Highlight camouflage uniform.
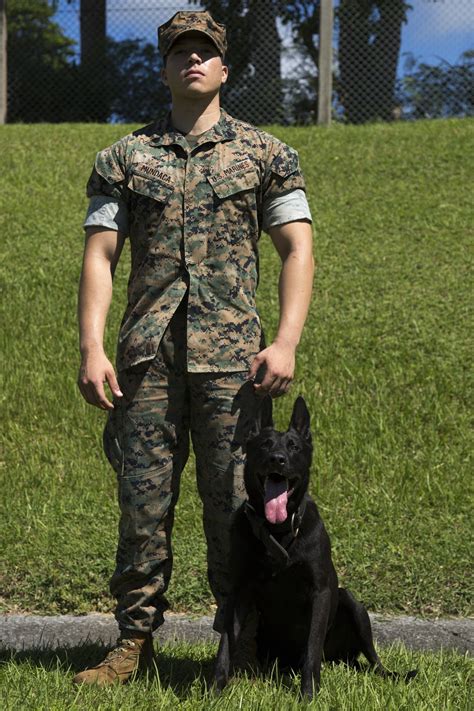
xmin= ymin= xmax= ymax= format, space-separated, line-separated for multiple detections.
xmin=86 ymin=109 xmax=307 ymax=633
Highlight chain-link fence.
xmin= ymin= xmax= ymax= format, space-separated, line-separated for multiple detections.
xmin=3 ymin=0 xmax=474 ymax=124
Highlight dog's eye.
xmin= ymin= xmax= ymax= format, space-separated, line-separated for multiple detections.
xmin=287 ymin=438 xmax=300 ymax=451
xmin=261 ymin=438 xmax=273 ymax=449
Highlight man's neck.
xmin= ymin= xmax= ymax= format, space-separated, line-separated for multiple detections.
xmin=170 ymin=95 xmax=222 ymax=136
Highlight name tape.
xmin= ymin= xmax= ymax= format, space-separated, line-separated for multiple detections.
xmin=209 ymin=159 xmax=252 ymax=184
xmin=136 ymin=163 xmax=173 ymax=184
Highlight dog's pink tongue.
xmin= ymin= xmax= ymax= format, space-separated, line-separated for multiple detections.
xmin=264 ymin=479 xmax=288 ymax=524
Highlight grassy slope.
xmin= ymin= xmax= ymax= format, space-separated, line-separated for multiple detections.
xmin=0 ymin=119 xmax=472 ymax=618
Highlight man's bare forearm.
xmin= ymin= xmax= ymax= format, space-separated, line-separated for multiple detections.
xmin=79 ymin=258 xmax=113 ymax=356
xmin=248 ymin=220 xmax=314 ymax=396
xmin=78 ymin=228 xmax=123 ymax=354
xmin=274 ymin=223 xmax=315 ymax=349
xmin=77 ymin=228 xmax=125 ymax=409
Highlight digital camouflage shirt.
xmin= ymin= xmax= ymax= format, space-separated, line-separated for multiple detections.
xmin=86 ymin=110 xmax=308 ymax=373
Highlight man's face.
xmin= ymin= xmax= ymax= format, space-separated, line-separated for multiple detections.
xmin=161 ymin=32 xmax=228 ymax=99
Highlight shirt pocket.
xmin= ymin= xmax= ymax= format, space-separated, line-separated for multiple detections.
xmin=208 ymin=167 xmax=259 ymax=200
xmin=127 ymin=167 xmax=175 ymax=204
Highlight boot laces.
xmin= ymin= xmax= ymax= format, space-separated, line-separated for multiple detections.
xmin=98 ymin=638 xmax=139 ymax=666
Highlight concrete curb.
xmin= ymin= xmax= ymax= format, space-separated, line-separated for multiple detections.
xmin=0 ymin=613 xmax=472 ymax=655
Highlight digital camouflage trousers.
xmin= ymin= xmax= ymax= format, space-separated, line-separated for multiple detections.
xmin=103 ymin=300 xmax=261 ymax=634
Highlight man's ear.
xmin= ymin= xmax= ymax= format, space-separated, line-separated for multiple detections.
xmin=249 ymin=395 xmax=273 ymax=438
xmin=221 ymin=64 xmax=229 ymax=85
xmin=161 ymin=66 xmax=169 ymax=86
xmin=289 ymin=396 xmax=311 ymax=441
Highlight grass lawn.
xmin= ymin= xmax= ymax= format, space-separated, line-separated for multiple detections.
xmin=0 ymin=118 xmax=472 ymax=623
xmin=1 ymin=641 xmax=472 ymax=710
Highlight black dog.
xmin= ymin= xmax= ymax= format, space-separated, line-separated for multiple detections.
xmin=215 ymin=396 xmax=416 ymax=698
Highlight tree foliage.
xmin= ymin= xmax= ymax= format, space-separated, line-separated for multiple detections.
xmin=276 ymin=1 xmax=413 ymax=123
xmin=107 ymin=39 xmax=169 ymax=123
xmin=6 ymin=0 xmax=472 ymax=124
xmin=6 ymin=1 xmax=168 ymax=123
xmin=191 ymin=0 xmax=282 ymax=124
xmin=277 ymin=1 xmax=321 ymax=67
xmin=400 ymin=50 xmax=474 ymax=120
xmin=197 ymin=1 xmax=412 ymax=123
xmin=338 ymin=0 xmax=412 ymax=123
xmin=7 ymin=0 xmax=77 ymax=122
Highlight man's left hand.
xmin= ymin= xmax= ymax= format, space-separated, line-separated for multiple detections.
xmin=247 ymin=341 xmax=296 ymax=398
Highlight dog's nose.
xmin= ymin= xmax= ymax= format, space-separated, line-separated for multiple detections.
xmin=269 ymin=453 xmax=286 ymax=468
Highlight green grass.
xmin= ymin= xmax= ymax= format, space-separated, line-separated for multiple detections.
xmin=0 ymin=641 xmax=472 ymax=710
xmin=0 ymin=119 xmax=473 ymax=619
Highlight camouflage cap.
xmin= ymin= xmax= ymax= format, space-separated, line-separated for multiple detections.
xmin=158 ymin=11 xmax=227 ymax=59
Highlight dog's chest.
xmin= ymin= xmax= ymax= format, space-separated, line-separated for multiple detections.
xmin=254 ymin=561 xmax=313 ymax=606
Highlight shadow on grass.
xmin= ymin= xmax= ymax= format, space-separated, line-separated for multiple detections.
xmin=0 ymin=643 xmax=305 ymax=698
xmin=0 ymin=642 xmax=220 ymax=697
xmin=0 ymin=644 xmax=419 ymax=704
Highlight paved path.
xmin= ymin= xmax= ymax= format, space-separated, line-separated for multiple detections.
xmin=0 ymin=613 xmax=472 ymax=654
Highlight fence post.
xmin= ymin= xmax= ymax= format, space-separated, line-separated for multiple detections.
xmin=0 ymin=0 xmax=6 ymax=124
xmin=318 ymin=0 xmax=334 ymax=126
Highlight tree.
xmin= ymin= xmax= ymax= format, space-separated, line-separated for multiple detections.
xmin=246 ymin=0 xmax=282 ymax=124
xmin=276 ymin=2 xmax=321 ymax=123
xmin=6 ymin=1 xmax=169 ymax=124
xmin=278 ymin=1 xmax=320 ymax=67
xmin=6 ymin=0 xmax=76 ymax=122
xmin=52 ymin=0 xmax=108 ymax=121
xmin=79 ymin=0 xmax=107 ymax=121
xmin=338 ymin=0 xmax=412 ymax=123
xmin=278 ymin=1 xmax=413 ymax=124
xmin=106 ymin=38 xmax=170 ymax=123
xmin=1 ymin=0 xmax=6 ymax=123
xmin=191 ymin=0 xmax=282 ymax=124
xmin=400 ymin=50 xmax=474 ymax=120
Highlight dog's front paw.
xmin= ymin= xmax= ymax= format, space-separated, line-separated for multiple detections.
xmin=214 ymin=671 xmax=229 ymax=694
xmin=300 ymin=675 xmax=319 ymax=700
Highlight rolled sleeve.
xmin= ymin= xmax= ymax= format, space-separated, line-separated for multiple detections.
xmin=86 ymin=141 xmax=128 ymax=201
xmin=262 ymin=189 xmax=312 ymax=231
xmin=83 ymin=196 xmax=129 ymax=233
xmin=84 ymin=138 xmax=130 ymax=233
xmin=263 ymin=142 xmax=307 ymax=200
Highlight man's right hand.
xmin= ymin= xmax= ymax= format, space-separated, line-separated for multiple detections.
xmin=77 ymin=350 xmax=123 ymax=410
xmin=77 ymin=228 xmax=125 ymax=410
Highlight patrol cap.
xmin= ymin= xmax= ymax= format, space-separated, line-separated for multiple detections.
xmin=158 ymin=11 xmax=227 ymax=59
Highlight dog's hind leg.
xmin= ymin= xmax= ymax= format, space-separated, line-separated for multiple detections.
xmin=339 ymin=588 xmax=396 ymax=676
xmin=337 ymin=589 xmax=416 ymax=682
xmin=336 ymin=588 xmax=384 ymax=670
xmin=215 ymin=626 xmax=231 ymax=692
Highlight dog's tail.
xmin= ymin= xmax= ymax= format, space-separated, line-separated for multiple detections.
xmin=373 ymin=662 xmax=418 ymax=683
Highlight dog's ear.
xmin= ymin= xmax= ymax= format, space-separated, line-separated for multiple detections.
xmin=249 ymin=396 xmax=274 ymax=438
xmin=260 ymin=395 xmax=274 ymax=428
xmin=289 ymin=396 xmax=311 ymax=440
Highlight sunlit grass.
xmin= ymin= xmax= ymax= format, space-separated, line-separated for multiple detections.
xmin=1 ymin=640 xmax=472 ymax=711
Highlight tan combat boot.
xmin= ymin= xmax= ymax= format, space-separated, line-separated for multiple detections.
xmin=72 ymin=633 xmax=156 ymax=686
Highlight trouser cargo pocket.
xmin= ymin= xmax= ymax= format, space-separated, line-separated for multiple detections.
xmin=116 ymin=461 xmax=174 ymax=568
xmin=103 ymin=407 xmax=124 ymax=475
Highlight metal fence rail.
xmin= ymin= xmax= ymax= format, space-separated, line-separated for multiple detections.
xmin=3 ymin=0 xmax=473 ymax=124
